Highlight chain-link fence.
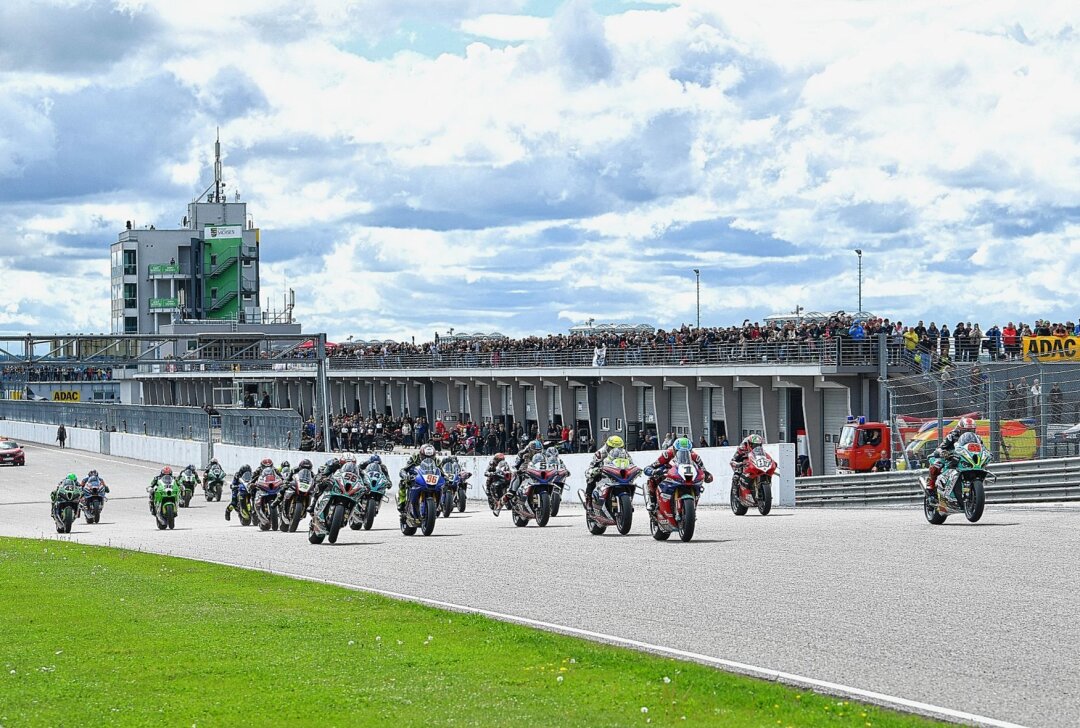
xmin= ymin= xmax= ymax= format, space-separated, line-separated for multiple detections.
xmin=0 ymin=400 xmax=210 ymax=440
xmin=886 ymin=358 xmax=1080 ymax=467
xmin=218 ymin=409 xmax=305 ymax=450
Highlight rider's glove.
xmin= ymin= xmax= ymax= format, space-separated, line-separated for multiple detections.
xmin=644 ymin=466 xmax=654 ymax=477
xmin=704 ymin=472 xmax=714 ymax=483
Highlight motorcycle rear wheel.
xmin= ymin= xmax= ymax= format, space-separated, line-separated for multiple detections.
xmin=513 ymin=514 xmax=529 ymax=527
xmin=586 ymin=511 xmax=606 ymax=535
xmin=650 ymin=516 xmax=670 ymax=541
xmin=615 ymin=493 xmax=633 ymax=534
xmin=923 ymin=495 xmax=947 ymax=525
xmin=730 ymin=482 xmax=748 ymax=516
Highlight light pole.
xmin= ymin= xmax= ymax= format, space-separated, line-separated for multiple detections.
xmin=693 ymin=269 xmax=700 ymax=328
xmin=854 ymin=250 xmax=863 ymax=314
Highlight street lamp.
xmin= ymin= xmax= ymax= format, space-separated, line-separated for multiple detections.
xmin=854 ymin=250 xmax=863 ymax=314
xmin=693 ymin=269 xmax=700 ymax=328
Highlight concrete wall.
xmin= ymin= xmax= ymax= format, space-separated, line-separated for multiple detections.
xmin=108 ymin=433 xmax=208 ymax=466
xmin=0 ymin=420 xmax=102 ymax=451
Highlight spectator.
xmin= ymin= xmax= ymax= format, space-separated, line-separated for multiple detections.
xmin=56 ymin=424 xmax=67 ymax=449
xmin=260 ymin=391 xmax=271 ymax=408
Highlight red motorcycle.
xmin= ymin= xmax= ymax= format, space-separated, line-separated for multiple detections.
xmin=649 ymin=450 xmax=704 ymax=542
xmin=730 ymin=446 xmax=776 ymax=516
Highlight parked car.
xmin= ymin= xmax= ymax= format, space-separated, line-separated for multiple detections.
xmin=0 ymin=440 xmax=26 ymax=466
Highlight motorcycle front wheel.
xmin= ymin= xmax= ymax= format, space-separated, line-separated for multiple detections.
xmin=535 ymin=491 xmax=551 ymax=527
xmin=456 ymin=489 xmax=467 ymax=513
xmin=615 ymin=492 xmax=633 ymax=535
xmin=421 ymin=496 xmax=437 ymax=536
xmin=756 ymin=480 xmax=772 ymax=516
xmin=964 ymin=478 xmax=985 ymax=523
xmin=328 ymin=503 xmax=346 ymax=544
xmin=550 ymin=489 xmax=562 ymax=517
xmin=363 ymin=501 xmax=378 ymax=530
xmin=677 ymin=498 xmax=696 ymax=542
xmin=440 ymin=490 xmax=453 ymax=518
xmin=289 ymin=500 xmax=305 ymax=532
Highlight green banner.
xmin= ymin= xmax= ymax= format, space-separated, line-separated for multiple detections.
xmin=149 ymin=297 xmax=178 ymax=309
xmin=148 ymin=264 xmax=180 ymax=275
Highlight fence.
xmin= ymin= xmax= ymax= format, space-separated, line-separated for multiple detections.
xmin=796 ymin=456 xmax=1080 ymax=506
xmin=325 ymin=338 xmax=890 ymax=371
xmin=0 ymin=399 xmax=209 ymax=440
xmin=217 ymin=408 xmax=305 ymax=450
xmin=885 ymin=358 xmax=1080 ymax=467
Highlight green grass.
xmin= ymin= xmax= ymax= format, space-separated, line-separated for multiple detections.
xmin=0 ymin=537 xmax=943 ymax=727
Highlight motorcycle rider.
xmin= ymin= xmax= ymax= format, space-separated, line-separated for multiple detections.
xmin=925 ymin=416 xmax=977 ymax=504
xmin=147 ymin=466 xmax=174 ymax=514
xmin=51 ymin=473 xmax=81 ymax=525
xmin=253 ymin=457 xmax=276 ymax=480
xmin=80 ymin=469 xmax=110 ymax=493
xmin=225 ymin=463 xmax=253 ymax=520
xmin=509 ymin=438 xmax=546 ymax=501
xmin=202 ymin=457 xmax=225 ymax=486
xmin=644 ymin=437 xmax=713 ymax=512
xmin=483 ymin=453 xmax=510 ymax=509
xmin=584 ymin=435 xmax=626 ymax=504
xmin=729 ymin=434 xmax=765 ymax=486
xmin=398 ymin=443 xmax=438 ymax=513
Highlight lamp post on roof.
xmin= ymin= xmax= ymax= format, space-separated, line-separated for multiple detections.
xmin=693 ymin=269 xmax=700 ymax=328
xmin=854 ymin=250 xmax=863 ymax=315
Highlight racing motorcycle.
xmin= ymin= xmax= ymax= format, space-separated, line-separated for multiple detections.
xmin=281 ymin=467 xmax=316 ymax=532
xmin=151 ymin=474 xmax=180 ymax=531
xmin=80 ymin=475 xmax=108 ymax=525
xmin=436 ymin=458 xmax=471 ymax=517
xmin=484 ymin=461 xmax=513 ymax=516
xmin=203 ymin=463 xmax=225 ymax=502
xmin=919 ymin=432 xmax=991 ymax=525
xmin=730 ymin=446 xmax=776 ymax=516
xmin=509 ymin=453 xmax=560 ymax=528
xmin=581 ymin=450 xmax=640 ymax=536
xmin=309 ymin=467 xmax=366 ymax=544
xmin=544 ymin=447 xmax=569 ymax=517
xmin=400 ymin=458 xmax=442 ymax=536
xmin=52 ymin=482 xmax=82 ymax=533
xmin=178 ymin=468 xmax=198 ymax=508
xmin=350 ymin=463 xmax=390 ymax=531
xmin=253 ymin=470 xmax=283 ymax=532
xmin=231 ymin=471 xmax=255 ymax=527
xmin=648 ymin=450 xmax=704 ymax=542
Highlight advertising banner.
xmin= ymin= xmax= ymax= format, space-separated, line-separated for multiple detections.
xmin=149 ymin=297 xmax=178 ymax=309
xmin=204 ymin=225 xmax=242 ymax=240
xmin=1023 ymin=335 xmax=1080 ymax=362
xmin=52 ymin=391 xmax=80 ymax=402
xmin=148 ymin=263 xmax=180 ymax=275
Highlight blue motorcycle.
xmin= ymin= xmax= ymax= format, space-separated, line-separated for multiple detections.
xmin=401 ymin=458 xmax=442 ymax=536
xmin=436 ymin=457 xmax=471 ymax=517
xmin=81 ymin=475 xmax=108 ymax=525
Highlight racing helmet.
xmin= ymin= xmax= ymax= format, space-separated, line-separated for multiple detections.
xmin=492 ymin=453 xmax=505 ymax=462
xmin=368 ymin=455 xmax=381 ymax=464
xmin=280 ymin=460 xmax=290 ymax=470
xmin=65 ymin=473 xmax=78 ymax=483
xmin=298 ymin=458 xmax=313 ymax=470
xmin=160 ymin=466 xmax=173 ymax=476
xmin=531 ymin=439 xmax=543 ymax=451
xmin=742 ymin=434 xmax=763 ymax=449
xmin=673 ymin=437 xmax=693 ymax=452
xmin=239 ymin=464 xmax=252 ymax=474
xmin=87 ymin=469 xmax=98 ymax=478
xmin=606 ymin=435 xmax=624 ymax=449
xmin=260 ymin=457 xmax=273 ymax=468
xmin=420 ymin=443 xmax=436 ymax=458
xmin=955 ymin=416 xmax=976 ymax=434
xmin=209 ymin=458 xmax=219 ymax=465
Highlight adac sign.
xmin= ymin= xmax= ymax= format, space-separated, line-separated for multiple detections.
xmin=1023 ymin=336 xmax=1080 ymax=362
xmin=52 ymin=391 xmax=81 ymax=402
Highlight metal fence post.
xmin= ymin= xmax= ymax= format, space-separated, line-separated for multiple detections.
xmin=987 ymin=367 xmax=1001 ymax=461
xmin=877 ymin=334 xmax=888 ymax=419
xmin=935 ymin=378 xmax=944 ymax=446
xmin=1037 ymin=358 xmax=1048 ymax=460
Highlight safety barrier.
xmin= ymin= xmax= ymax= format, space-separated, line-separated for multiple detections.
xmin=796 ymin=457 xmax=1080 ymax=506
xmin=0 ymin=400 xmax=209 ymax=440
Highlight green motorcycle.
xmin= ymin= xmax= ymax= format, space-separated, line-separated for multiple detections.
xmin=52 ymin=482 xmax=82 ymax=534
xmin=178 ymin=469 xmax=198 ymax=508
xmin=309 ymin=466 xmax=366 ymax=545
xmin=151 ymin=474 xmax=181 ymax=530
xmin=920 ymin=432 xmax=992 ymax=525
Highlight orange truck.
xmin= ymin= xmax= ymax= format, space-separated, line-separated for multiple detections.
xmin=834 ymin=417 xmax=893 ymax=473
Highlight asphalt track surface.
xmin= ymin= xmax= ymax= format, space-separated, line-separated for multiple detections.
xmin=3 ymin=444 xmax=1078 ymax=728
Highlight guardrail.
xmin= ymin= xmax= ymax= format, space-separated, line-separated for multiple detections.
xmin=797 ymin=457 xmax=1080 ymax=507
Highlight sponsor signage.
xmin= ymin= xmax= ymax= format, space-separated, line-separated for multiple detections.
xmin=1023 ymin=335 xmax=1080 ymax=362
xmin=149 ymin=297 xmax=178 ymax=309
xmin=148 ymin=264 xmax=180 ymax=275
xmin=204 ymin=225 xmax=243 ymax=240
xmin=52 ymin=391 xmax=80 ymax=402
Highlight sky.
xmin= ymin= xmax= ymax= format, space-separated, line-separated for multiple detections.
xmin=1 ymin=0 xmax=1079 ymax=342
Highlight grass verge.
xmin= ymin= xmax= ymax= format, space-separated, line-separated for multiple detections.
xmin=0 ymin=537 xmax=943 ymax=727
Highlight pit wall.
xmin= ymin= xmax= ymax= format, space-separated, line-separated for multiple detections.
xmin=1 ymin=419 xmax=208 ymax=467
xmin=0 ymin=418 xmax=794 ymax=506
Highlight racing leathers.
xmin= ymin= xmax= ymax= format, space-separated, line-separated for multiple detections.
xmin=397 ymin=451 xmax=430 ymax=512
xmin=729 ymin=438 xmax=761 ymax=484
xmin=645 ymin=447 xmax=713 ymax=511
xmin=584 ymin=445 xmax=618 ymax=502
xmin=225 ymin=464 xmax=253 ymax=519
xmin=509 ymin=442 xmax=545 ymax=499
xmin=484 ymin=456 xmax=511 ymax=509
xmin=925 ymin=428 xmax=966 ymax=497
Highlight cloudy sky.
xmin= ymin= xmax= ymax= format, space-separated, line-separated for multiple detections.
xmin=2 ymin=0 xmax=1079 ymax=341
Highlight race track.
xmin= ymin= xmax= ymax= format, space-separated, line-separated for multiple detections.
xmin=3 ymin=443 xmax=1077 ymax=728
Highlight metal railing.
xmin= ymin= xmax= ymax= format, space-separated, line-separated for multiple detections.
xmin=218 ymin=408 xmax=305 ymax=450
xmin=0 ymin=400 xmax=210 ymax=440
xmin=797 ymin=457 xmax=1080 ymax=507
xmin=324 ymin=338 xmax=891 ymax=371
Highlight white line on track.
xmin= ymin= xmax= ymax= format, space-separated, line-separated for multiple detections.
xmin=21 ymin=443 xmax=163 ymax=472
xmin=173 ymin=554 xmax=1027 ymax=728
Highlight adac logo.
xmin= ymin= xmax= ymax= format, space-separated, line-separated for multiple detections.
xmin=1023 ymin=336 xmax=1080 ymax=361
xmin=52 ymin=391 xmax=80 ymax=402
